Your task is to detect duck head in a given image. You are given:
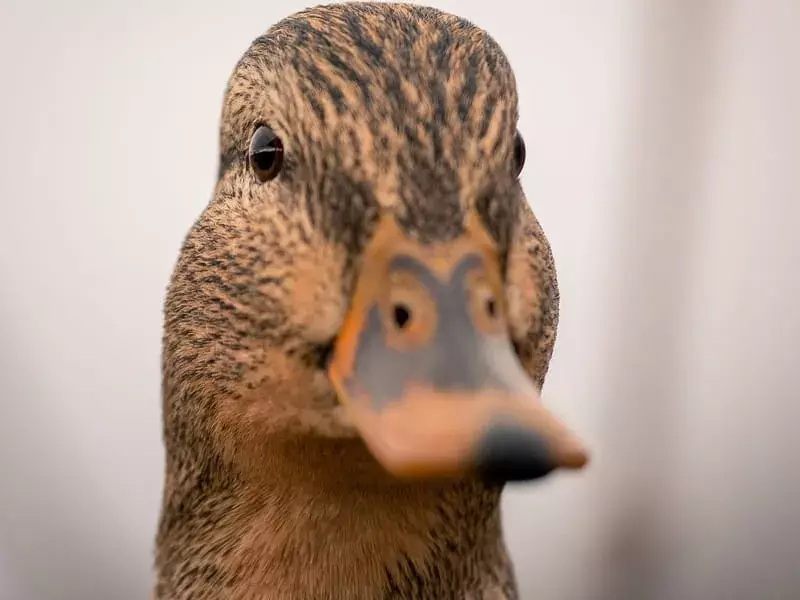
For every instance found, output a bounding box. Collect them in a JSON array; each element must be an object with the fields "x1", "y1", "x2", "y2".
[{"x1": 164, "y1": 3, "x2": 589, "y2": 487}]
